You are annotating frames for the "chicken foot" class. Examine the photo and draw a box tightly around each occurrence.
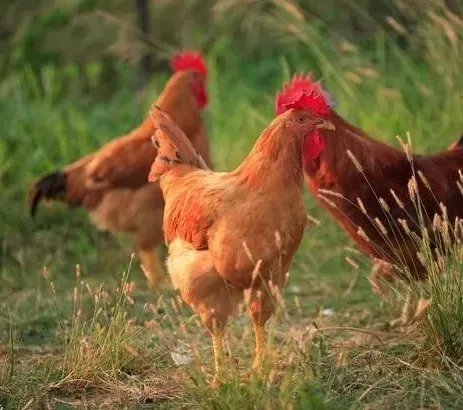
[369,261,430,329]
[390,291,430,328]
[390,291,415,328]
[139,248,166,289]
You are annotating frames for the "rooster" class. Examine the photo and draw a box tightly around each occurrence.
[287,73,463,326]
[448,134,463,150]
[147,82,334,378]
[28,51,210,288]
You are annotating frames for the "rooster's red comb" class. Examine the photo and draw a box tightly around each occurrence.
[170,50,207,77]
[275,73,331,116]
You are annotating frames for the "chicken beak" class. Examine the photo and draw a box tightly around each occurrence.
[316,120,335,131]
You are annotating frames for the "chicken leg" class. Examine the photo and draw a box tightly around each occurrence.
[139,248,165,289]
[252,323,266,370]
[390,291,415,328]
[211,328,225,382]
[390,291,430,328]
[248,285,275,371]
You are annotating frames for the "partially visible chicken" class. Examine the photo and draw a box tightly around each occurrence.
[291,73,463,325]
[28,51,210,288]
[448,133,463,150]
[148,80,334,378]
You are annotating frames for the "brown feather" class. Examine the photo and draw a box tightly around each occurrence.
[148,107,208,182]
[158,109,316,286]
[29,70,207,213]
[304,112,463,279]
[160,108,320,338]
[28,68,210,283]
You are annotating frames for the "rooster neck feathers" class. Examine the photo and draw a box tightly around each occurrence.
[235,119,303,188]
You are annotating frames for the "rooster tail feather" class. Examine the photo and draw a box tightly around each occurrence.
[148,106,208,182]
[28,171,67,218]
[448,133,463,151]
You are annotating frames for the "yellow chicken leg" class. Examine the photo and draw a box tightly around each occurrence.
[211,329,225,382]
[252,323,266,370]
[139,248,165,289]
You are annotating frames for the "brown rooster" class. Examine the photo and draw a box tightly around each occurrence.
[147,83,334,378]
[28,51,210,288]
[287,74,463,326]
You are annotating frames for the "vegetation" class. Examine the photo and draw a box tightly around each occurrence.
[2,0,463,408]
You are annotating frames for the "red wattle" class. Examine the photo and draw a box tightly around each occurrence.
[193,83,208,109]
[302,131,325,167]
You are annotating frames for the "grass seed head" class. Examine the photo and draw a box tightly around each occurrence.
[374,217,388,236]
[318,188,345,199]
[357,197,367,214]
[379,197,390,213]
[356,227,370,242]
[407,175,419,201]
[390,189,405,209]
[318,193,337,208]
[347,149,364,172]
[418,170,432,191]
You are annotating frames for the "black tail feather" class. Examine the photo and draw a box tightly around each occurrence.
[457,134,463,147]
[29,171,67,218]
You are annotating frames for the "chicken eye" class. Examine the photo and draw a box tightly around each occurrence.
[297,115,305,123]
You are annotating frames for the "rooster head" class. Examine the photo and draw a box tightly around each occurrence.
[170,50,208,109]
[170,50,207,77]
[275,73,334,163]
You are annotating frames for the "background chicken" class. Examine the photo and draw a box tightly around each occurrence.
[28,50,210,288]
[292,73,463,325]
[148,79,334,378]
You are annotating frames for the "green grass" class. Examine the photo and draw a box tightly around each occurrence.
[2,5,463,409]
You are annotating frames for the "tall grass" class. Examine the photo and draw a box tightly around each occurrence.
[321,132,463,366]
[59,259,143,385]
[419,205,463,365]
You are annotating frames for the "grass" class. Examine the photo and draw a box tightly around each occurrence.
[2,4,463,408]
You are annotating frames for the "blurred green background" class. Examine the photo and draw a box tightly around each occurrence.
[2,0,463,96]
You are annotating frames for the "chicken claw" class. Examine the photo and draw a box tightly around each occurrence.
[390,292,431,329]
[389,291,415,328]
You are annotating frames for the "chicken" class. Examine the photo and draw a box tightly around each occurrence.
[448,133,463,150]
[147,82,334,378]
[290,73,463,325]
[28,51,210,288]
